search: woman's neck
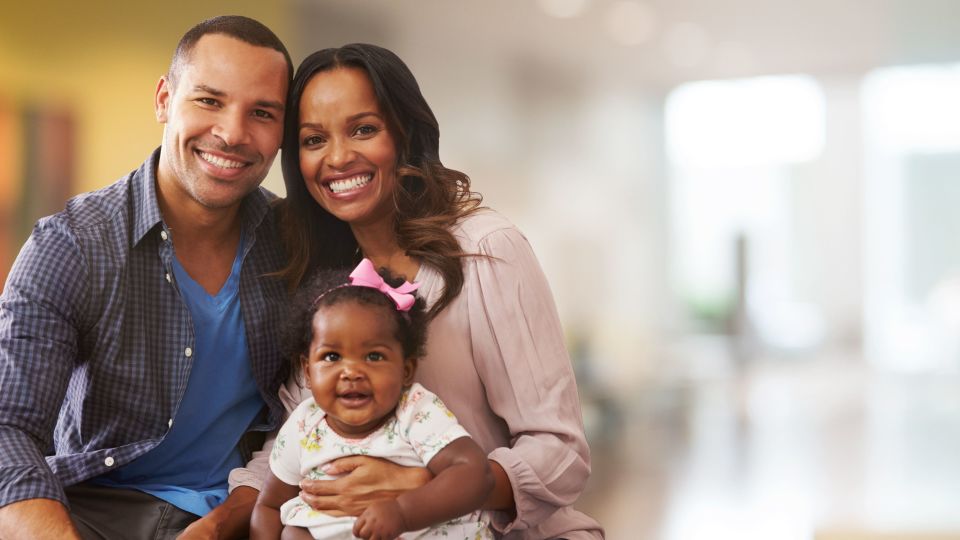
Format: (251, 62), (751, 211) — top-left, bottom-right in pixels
(351, 221), (420, 281)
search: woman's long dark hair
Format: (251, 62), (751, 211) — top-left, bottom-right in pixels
(276, 43), (481, 318)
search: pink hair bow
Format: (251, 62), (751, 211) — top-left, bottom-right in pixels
(349, 258), (420, 311)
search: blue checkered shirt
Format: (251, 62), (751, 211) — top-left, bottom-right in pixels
(0, 148), (288, 508)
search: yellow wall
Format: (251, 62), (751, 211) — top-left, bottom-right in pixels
(0, 1), (292, 194)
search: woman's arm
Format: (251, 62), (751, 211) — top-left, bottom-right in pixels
(249, 472), (300, 540)
(353, 437), (493, 539)
(297, 457), (432, 517)
(466, 223), (593, 532)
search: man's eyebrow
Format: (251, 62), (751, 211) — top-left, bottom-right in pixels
(255, 99), (285, 112)
(192, 85), (284, 112)
(193, 84), (225, 96)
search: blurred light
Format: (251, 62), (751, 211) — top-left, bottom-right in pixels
(604, 1), (659, 46)
(863, 63), (960, 153)
(663, 21), (710, 69)
(536, 0), (590, 19)
(712, 41), (755, 74)
(665, 75), (825, 166)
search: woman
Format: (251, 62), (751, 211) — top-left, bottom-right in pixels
(272, 44), (601, 539)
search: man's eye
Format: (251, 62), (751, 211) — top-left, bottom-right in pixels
(253, 110), (274, 120)
(197, 98), (218, 106)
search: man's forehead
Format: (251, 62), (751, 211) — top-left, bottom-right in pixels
(176, 34), (289, 102)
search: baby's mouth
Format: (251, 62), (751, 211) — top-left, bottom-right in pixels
(337, 391), (372, 407)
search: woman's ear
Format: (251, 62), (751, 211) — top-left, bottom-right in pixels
(402, 357), (417, 386)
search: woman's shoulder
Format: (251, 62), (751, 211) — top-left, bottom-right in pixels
(451, 207), (526, 250)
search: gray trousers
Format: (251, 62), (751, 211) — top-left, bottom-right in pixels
(65, 482), (200, 540)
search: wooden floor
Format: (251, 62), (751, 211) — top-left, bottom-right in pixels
(574, 344), (960, 539)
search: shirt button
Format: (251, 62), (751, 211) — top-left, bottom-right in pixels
(165, 273), (171, 283)
(160, 230), (169, 241)
(184, 347), (193, 358)
(104, 456), (115, 467)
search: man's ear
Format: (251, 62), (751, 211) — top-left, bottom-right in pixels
(402, 357), (417, 386)
(155, 76), (172, 123)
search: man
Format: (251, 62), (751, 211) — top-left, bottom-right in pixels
(0, 16), (291, 539)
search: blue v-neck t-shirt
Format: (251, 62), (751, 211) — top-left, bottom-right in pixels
(95, 233), (265, 516)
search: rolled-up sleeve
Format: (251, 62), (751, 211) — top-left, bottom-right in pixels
(465, 228), (591, 534)
(0, 218), (89, 507)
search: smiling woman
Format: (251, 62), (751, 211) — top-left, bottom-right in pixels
(241, 43), (603, 539)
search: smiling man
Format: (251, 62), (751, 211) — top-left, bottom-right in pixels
(0, 16), (291, 539)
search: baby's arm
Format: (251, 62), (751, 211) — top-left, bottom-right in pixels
(250, 470), (301, 540)
(352, 437), (494, 539)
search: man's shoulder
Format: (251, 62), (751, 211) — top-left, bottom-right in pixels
(60, 176), (132, 231)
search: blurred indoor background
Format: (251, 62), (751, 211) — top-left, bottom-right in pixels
(4, 1), (960, 538)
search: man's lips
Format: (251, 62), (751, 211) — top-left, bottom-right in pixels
(195, 149), (254, 170)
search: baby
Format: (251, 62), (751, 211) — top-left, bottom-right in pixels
(251, 259), (494, 540)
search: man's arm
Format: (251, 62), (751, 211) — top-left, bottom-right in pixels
(0, 218), (88, 520)
(178, 486), (259, 540)
(0, 499), (82, 540)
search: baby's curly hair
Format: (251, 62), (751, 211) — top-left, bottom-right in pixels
(282, 265), (429, 375)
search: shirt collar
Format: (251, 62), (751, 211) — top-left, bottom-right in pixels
(131, 147), (274, 246)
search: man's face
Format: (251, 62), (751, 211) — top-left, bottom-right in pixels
(154, 33), (288, 210)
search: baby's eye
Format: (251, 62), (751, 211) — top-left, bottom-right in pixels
(366, 352), (384, 362)
(320, 352), (340, 362)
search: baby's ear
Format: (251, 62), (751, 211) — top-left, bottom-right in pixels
(300, 354), (311, 379)
(402, 357), (418, 386)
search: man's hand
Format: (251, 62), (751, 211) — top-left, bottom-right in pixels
(298, 456), (431, 517)
(177, 486), (259, 540)
(177, 517), (219, 540)
(353, 500), (407, 540)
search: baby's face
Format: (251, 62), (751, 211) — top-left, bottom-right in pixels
(303, 300), (413, 438)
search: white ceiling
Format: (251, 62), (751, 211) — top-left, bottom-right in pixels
(292, 0), (960, 89)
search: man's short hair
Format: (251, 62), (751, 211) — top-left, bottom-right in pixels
(167, 15), (293, 85)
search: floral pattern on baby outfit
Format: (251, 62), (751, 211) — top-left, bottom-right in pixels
(270, 382), (493, 539)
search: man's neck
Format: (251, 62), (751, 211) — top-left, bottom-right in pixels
(156, 168), (245, 295)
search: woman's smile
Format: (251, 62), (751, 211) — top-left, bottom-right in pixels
(298, 67), (399, 228)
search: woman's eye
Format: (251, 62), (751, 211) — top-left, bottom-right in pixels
(366, 352), (384, 362)
(302, 135), (325, 146)
(354, 125), (377, 136)
(320, 352), (340, 362)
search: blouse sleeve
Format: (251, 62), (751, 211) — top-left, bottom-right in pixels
(228, 376), (309, 492)
(465, 226), (592, 534)
(268, 398), (313, 487)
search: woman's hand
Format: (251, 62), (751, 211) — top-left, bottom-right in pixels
(298, 456), (432, 517)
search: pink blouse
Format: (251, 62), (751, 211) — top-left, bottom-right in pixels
(413, 209), (601, 539)
(231, 209), (603, 539)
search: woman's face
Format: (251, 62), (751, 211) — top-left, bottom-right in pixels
(298, 67), (399, 229)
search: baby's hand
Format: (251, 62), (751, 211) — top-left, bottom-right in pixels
(353, 499), (407, 540)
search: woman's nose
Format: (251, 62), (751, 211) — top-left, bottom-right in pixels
(325, 136), (355, 169)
